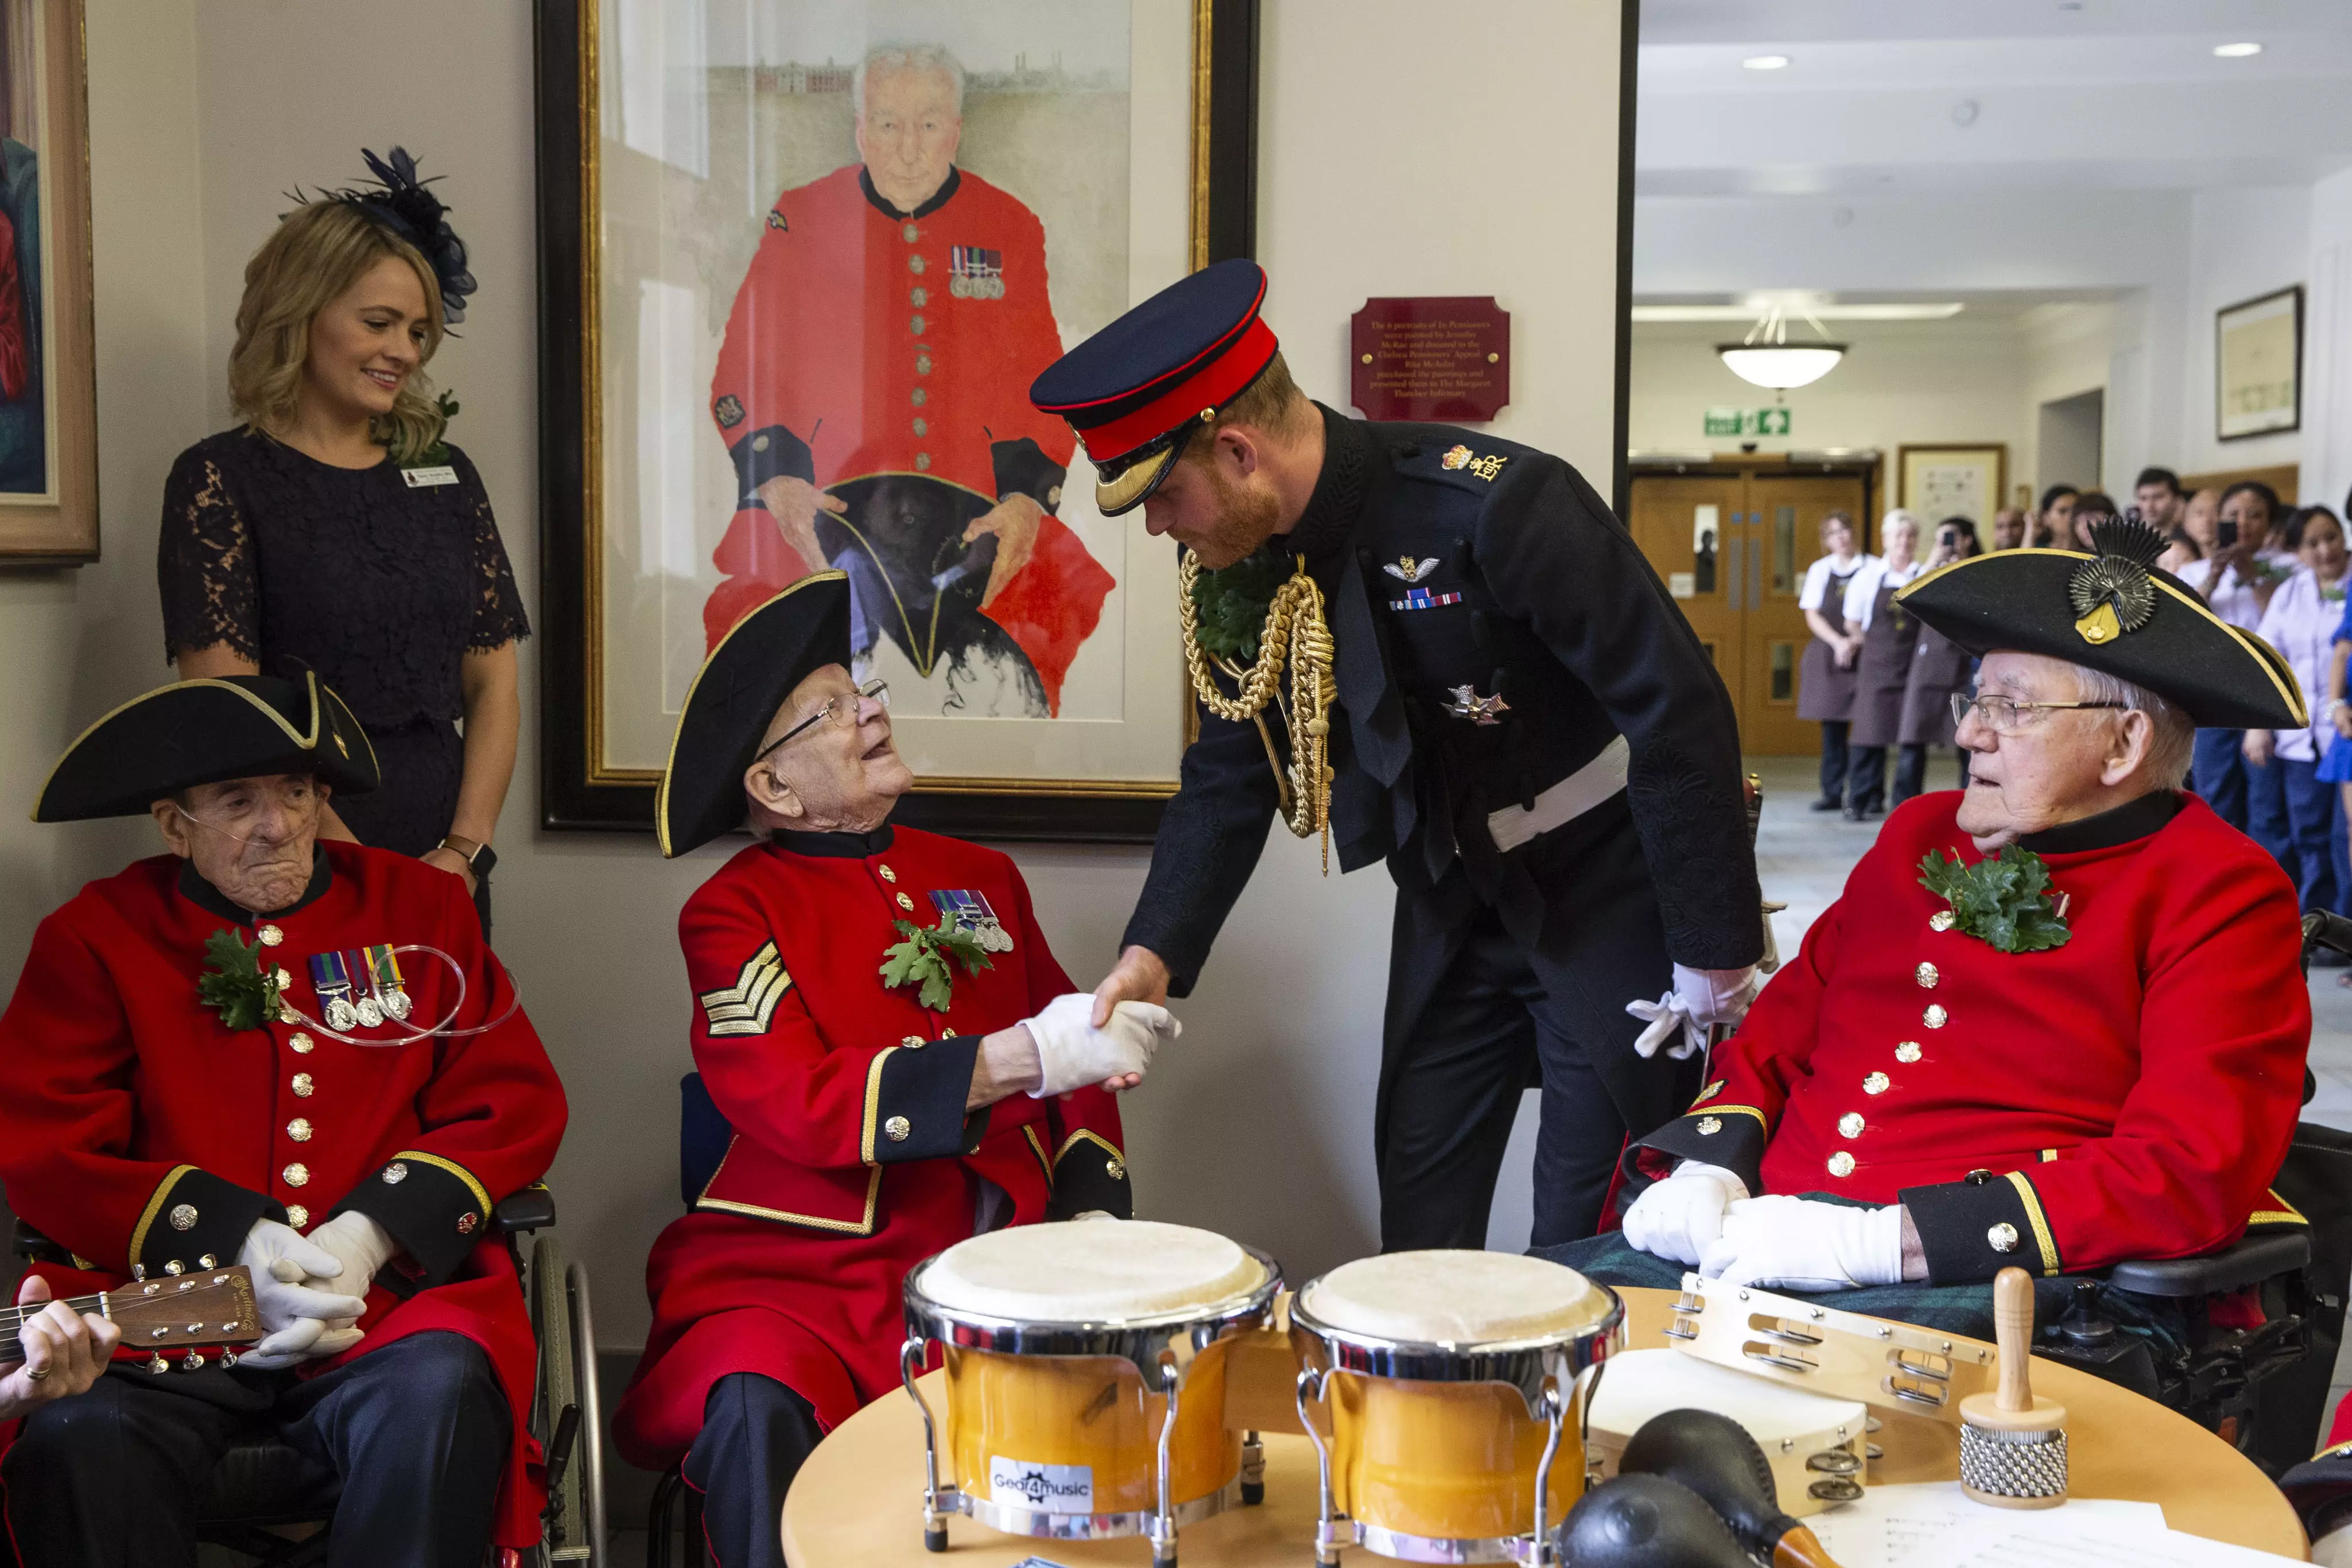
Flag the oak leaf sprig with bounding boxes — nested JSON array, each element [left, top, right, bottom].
[[1917, 846, 2072, 954], [879, 917, 995, 1012], [197, 927, 286, 1030]]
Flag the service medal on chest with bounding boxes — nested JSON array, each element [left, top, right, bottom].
[[930, 889, 1015, 954], [1442, 684, 1512, 727]]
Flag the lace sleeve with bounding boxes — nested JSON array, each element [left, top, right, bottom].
[[456, 449, 530, 650], [156, 449, 259, 665]]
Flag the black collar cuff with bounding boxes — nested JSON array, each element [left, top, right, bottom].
[[2019, 789, 2183, 855], [769, 823, 896, 859], [177, 851, 333, 925]]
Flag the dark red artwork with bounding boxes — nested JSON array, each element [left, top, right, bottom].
[[1349, 296, 1511, 422]]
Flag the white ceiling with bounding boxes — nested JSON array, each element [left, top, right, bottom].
[[1638, 0, 2352, 199]]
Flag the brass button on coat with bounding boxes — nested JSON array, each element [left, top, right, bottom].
[[258, 925, 284, 947], [169, 1204, 198, 1231], [884, 1115, 912, 1142], [1837, 1112, 1865, 1139], [282, 1163, 309, 1187], [895, 892, 915, 911], [382, 1162, 409, 1185], [1105, 1158, 1126, 1180], [1915, 962, 1939, 988], [290, 1033, 315, 1055], [286, 1204, 309, 1229], [1895, 1042, 1923, 1064], [287, 1119, 312, 1143], [291, 1073, 315, 1097], [879, 866, 898, 883], [1695, 1116, 1722, 1135], [1864, 1072, 1891, 1095], [1827, 1152, 1856, 1177], [901, 1035, 925, 1047], [1988, 1222, 2020, 1253], [1930, 910, 1955, 932], [1923, 1004, 1949, 1028]]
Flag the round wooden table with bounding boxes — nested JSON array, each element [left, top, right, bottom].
[[782, 1286, 2306, 1565]]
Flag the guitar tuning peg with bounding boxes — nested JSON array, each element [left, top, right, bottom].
[[218, 1350, 238, 1369], [130, 1264, 146, 1282], [180, 1350, 205, 1372], [146, 1353, 169, 1375]]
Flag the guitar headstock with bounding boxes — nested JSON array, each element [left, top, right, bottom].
[[102, 1266, 261, 1367]]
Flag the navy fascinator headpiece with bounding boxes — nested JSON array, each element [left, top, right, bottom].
[[308, 147, 478, 327]]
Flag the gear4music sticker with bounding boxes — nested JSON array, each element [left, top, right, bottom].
[[991, 1457, 1092, 1514]]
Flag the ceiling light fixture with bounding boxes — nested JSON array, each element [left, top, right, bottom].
[[1742, 54, 1791, 71], [2213, 41, 2262, 58], [1718, 304, 1845, 390]]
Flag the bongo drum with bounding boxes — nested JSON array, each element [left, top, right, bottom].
[[1586, 1348, 1872, 1513], [900, 1218, 1281, 1568], [1291, 1251, 1624, 1566]]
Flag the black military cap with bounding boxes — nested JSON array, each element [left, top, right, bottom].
[[35, 672, 378, 822], [658, 571, 853, 858], [1895, 517, 2306, 729], [1030, 258, 1280, 516]]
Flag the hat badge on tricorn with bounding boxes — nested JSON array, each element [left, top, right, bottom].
[[1893, 514, 2306, 731], [1028, 258, 1281, 516]]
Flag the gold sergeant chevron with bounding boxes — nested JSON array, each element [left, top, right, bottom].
[[700, 941, 792, 1037]]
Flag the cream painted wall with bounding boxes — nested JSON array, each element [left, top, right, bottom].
[[5, 0, 1632, 1353], [2176, 185, 2310, 482]]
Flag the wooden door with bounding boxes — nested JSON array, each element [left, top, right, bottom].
[[1742, 471, 1866, 755], [1624, 473, 1748, 703]]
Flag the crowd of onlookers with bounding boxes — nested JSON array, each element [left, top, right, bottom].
[[1803, 468, 2352, 949]]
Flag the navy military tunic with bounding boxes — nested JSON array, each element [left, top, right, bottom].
[[1125, 407, 1764, 1241]]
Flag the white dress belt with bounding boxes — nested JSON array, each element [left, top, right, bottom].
[[1485, 733, 1631, 853]]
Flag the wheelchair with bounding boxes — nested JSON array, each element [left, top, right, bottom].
[[2029, 907, 2352, 1476], [643, 1074, 732, 1568], [8, 1185, 608, 1567]]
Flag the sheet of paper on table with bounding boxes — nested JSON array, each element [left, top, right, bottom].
[[1922, 1523, 2307, 1567], [1803, 1482, 2167, 1568]]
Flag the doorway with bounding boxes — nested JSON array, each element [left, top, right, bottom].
[[2037, 388, 2104, 496], [1627, 457, 1876, 755]]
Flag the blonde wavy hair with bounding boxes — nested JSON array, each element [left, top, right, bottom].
[[228, 201, 446, 462]]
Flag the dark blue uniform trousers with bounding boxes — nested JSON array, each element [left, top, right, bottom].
[[2279, 754, 2342, 913], [680, 1373, 825, 1568], [2, 1330, 508, 1568]]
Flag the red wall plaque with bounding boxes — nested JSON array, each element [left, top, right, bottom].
[[1349, 296, 1511, 422]]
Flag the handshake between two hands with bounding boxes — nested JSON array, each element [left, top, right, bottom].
[[1021, 993, 1182, 1097], [235, 1211, 398, 1370]]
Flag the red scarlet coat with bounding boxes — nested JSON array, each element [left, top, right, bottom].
[[705, 163, 1112, 708], [612, 825, 1130, 1469], [1632, 791, 2309, 1283], [0, 844, 568, 1548]]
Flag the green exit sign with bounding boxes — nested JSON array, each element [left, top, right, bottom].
[[1704, 406, 1792, 437]]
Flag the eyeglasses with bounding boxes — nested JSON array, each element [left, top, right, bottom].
[[755, 678, 889, 762], [1949, 692, 2125, 735]]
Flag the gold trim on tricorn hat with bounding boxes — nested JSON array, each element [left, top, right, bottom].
[[1895, 520, 2306, 730]]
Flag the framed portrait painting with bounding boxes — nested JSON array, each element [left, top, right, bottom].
[[1897, 444, 2006, 534], [536, 0, 1260, 838], [0, 0, 95, 564], [2216, 284, 2302, 442]]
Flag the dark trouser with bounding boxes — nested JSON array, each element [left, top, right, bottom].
[[1845, 746, 1887, 813], [2194, 728, 2251, 830], [2280, 755, 2340, 913], [1892, 743, 1929, 806], [1379, 807, 1691, 1252], [2335, 782, 2352, 917], [1817, 720, 1851, 804], [3, 1330, 508, 1568], [2246, 747, 2295, 876], [681, 1373, 825, 1568]]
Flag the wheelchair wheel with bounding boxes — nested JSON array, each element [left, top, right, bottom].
[[530, 1233, 599, 1565]]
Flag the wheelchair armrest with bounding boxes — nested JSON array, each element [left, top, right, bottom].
[[2106, 1232, 2311, 1297], [11, 1218, 57, 1261], [494, 1185, 556, 1236]]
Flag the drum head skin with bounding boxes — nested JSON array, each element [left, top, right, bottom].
[[925, 1219, 1266, 1324], [1301, 1251, 1613, 1346]]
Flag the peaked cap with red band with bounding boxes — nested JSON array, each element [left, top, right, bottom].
[[1028, 258, 1280, 515]]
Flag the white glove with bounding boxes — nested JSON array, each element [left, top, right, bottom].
[[1022, 994, 1181, 1097], [235, 1219, 368, 1369], [1627, 990, 1705, 1060], [1698, 1196, 1905, 1292], [1674, 963, 1761, 1026], [1620, 1162, 1749, 1266], [300, 1210, 397, 1333]]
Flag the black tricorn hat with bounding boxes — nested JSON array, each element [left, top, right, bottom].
[[35, 672, 379, 822], [658, 572, 853, 859], [1894, 518, 2306, 729]]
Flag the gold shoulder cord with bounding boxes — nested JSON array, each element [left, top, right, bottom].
[[1176, 549, 1337, 871]]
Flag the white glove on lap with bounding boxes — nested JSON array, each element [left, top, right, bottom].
[[235, 1219, 368, 1369], [1698, 1196, 1905, 1292], [300, 1210, 397, 1334], [1620, 1162, 1749, 1267], [1022, 994, 1181, 1097]]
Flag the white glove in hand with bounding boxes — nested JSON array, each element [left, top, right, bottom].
[[1698, 1196, 1905, 1291], [1675, 963, 1761, 1027], [235, 1219, 368, 1369], [300, 1210, 397, 1335], [1023, 993, 1181, 1097], [1626, 990, 1705, 1060], [1620, 1162, 1749, 1267]]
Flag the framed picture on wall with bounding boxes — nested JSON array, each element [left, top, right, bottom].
[[2216, 284, 2303, 442], [534, 0, 1259, 839], [1897, 444, 2006, 534], [0, 0, 94, 565]]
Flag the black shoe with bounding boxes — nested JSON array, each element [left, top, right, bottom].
[[1842, 805, 1865, 822], [1809, 797, 1844, 812]]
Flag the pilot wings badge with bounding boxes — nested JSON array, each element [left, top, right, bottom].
[[1383, 557, 1441, 584]]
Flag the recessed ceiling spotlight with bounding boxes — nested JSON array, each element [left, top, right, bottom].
[[1743, 55, 1791, 71], [2214, 41, 2263, 58]]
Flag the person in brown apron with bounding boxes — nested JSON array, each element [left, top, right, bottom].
[[1896, 516, 1984, 795], [1841, 510, 1924, 819], [1797, 511, 1872, 810]]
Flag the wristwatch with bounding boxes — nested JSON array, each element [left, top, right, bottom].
[[438, 835, 498, 878]]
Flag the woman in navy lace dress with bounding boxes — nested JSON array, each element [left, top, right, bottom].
[[157, 153, 524, 923]]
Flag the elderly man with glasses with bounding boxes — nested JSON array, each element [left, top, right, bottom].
[[614, 575, 1175, 1568], [0, 673, 566, 1566], [1540, 518, 2311, 1324]]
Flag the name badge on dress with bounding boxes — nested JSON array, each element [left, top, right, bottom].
[[401, 465, 460, 488]]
